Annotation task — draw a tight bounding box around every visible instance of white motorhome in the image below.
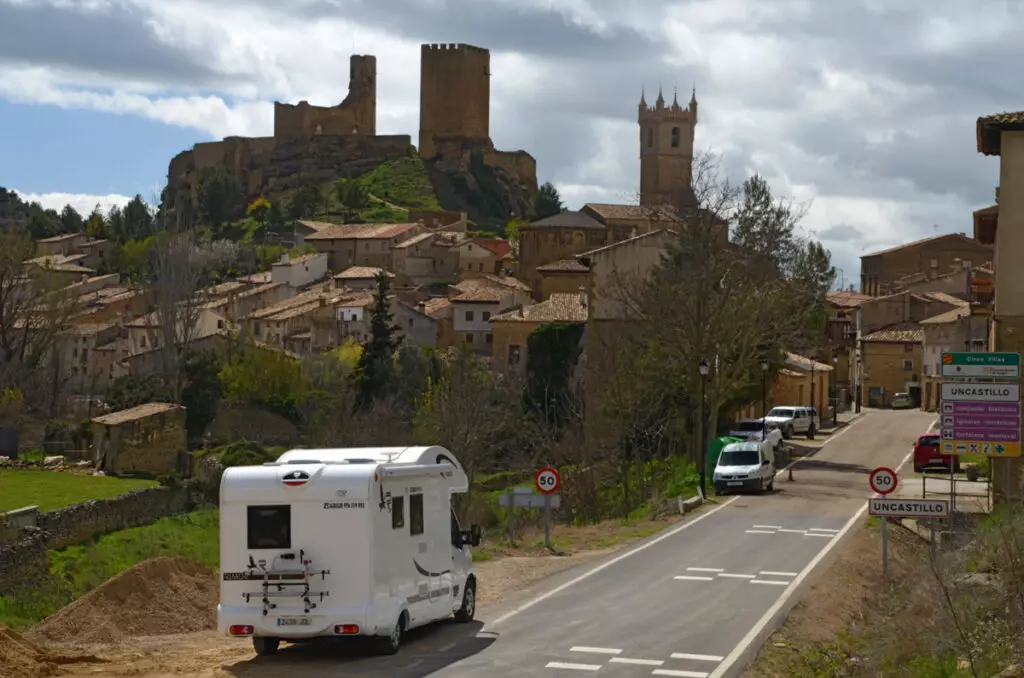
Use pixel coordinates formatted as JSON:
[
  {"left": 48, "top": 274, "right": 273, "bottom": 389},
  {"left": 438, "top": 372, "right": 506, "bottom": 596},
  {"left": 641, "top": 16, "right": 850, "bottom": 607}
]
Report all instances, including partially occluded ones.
[{"left": 217, "top": 446, "right": 482, "bottom": 656}]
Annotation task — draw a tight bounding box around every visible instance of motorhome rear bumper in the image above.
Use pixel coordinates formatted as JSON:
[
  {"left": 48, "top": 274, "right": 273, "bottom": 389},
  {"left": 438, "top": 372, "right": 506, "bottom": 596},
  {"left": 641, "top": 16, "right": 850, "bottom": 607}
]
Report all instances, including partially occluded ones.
[{"left": 218, "top": 603, "right": 372, "bottom": 638}]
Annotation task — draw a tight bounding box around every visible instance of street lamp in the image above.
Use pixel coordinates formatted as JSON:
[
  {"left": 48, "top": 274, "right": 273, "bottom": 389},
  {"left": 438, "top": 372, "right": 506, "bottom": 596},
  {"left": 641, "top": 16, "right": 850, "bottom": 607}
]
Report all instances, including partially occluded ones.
[
  {"left": 832, "top": 354, "right": 839, "bottom": 426},
  {"left": 760, "top": 360, "right": 769, "bottom": 441},
  {"left": 698, "top": 358, "right": 710, "bottom": 498}
]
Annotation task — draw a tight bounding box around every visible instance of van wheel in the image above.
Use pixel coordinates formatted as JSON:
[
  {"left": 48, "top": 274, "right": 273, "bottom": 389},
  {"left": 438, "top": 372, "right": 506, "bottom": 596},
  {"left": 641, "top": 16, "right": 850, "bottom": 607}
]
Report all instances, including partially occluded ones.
[
  {"left": 374, "top": 614, "right": 404, "bottom": 655},
  {"left": 252, "top": 636, "right": 280, "bottom": 656},
  {"left": 455, "top": 578, "right": 476, "bottom": 622}
]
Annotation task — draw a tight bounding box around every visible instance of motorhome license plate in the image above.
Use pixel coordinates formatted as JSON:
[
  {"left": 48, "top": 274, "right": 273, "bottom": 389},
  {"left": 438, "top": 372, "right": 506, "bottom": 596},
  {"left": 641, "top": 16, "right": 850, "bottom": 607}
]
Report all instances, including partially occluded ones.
[
  {"left": 727, "top": 481, "right": 743, "bottom": 487},
  {"left": 277, "top": 616, "right": 312, "bottom": 627}
]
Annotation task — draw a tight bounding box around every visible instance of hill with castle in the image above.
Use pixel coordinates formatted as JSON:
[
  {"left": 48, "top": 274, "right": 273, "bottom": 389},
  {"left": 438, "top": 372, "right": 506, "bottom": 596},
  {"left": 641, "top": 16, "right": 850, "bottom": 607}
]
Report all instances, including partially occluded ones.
[{"left": 162, "top": 43, "right": 540, "bottom": 230}]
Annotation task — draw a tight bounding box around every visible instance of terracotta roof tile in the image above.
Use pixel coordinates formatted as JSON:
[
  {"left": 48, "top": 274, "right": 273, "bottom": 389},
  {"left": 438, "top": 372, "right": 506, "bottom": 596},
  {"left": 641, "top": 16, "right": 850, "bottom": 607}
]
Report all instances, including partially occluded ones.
[
  {"left": 583, "top": 203, "right": 676, "bottom": 222},
  {"left": 536, "top": 259, "right": 590, "bottom": 273},
  {"left": 472, "top": 239, "right": 512, "bottom": 259},
  {"left": 37, "top": 232, "right": 85, "bottom": 244},
  {"left": 785, "top": 352, "right": 834, "bottom": 372},
  {"left": 920, "top": 307, "right": 971, "bottom": 325},
  {"left": 452, "top": 287, "right": 506, "bottom": 303},
  {"left": 421, "top": 297, "right": 452, "bottom": 318},
  {"left": 393, "top": 232, "right": 435, "bottom": 249},
  {"left": 492, "top": 293, "right": 588, "bottom": 323},
  {"left": 93, "top": 402, "right": 183, "bottom": 426},
  {"left": 454, "top": 274, "right": 531, "bottom": 294},
  {"left": 861, "top": 233, "right": 991, "bottom": 258},
  {"left": 305, "top": 222, "right": 420, "bottom": 240},
  {"left": 334, "top": 266, "right": 394, "bottom": 279},
  {"left": 921, "top": 291, "right": 969, "bottom": 307},
  {"left": 522, "top": 211, "right": 606, "bottom": 230},
  {"left": 861, "top": 324, "right": 925, "bottom": 343},
  {"left": 826, "top": 290, "right": 872, "bottom": 308}
]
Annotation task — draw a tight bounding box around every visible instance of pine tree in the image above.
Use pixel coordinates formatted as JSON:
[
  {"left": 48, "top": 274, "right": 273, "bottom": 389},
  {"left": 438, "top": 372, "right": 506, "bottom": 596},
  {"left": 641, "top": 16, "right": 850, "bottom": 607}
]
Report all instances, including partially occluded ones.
[{"left": 355, "top": 272, "right": 401, "bottom": 407}]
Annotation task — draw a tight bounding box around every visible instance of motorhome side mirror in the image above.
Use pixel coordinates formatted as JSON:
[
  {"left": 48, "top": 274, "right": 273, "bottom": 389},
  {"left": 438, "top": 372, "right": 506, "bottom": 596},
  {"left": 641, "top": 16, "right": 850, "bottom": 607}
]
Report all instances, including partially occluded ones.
[{"left": 464, "top": 525, "right": 482, "bottom": 547}]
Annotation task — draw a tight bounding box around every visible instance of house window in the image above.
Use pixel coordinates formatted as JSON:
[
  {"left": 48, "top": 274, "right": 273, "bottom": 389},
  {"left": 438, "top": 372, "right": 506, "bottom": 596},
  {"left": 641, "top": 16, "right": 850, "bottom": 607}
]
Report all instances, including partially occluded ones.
[
  {"left": 217, "top": 319, "right": 224, "bottom": 329},
  {"left": 903, "top": 359, "right": 914, "bottom": 371},
  {"left": 486, "top": 333, "right": 493, "bottom": 344},
  {"left": 140, "top": 336, "right": 146, "bottom": 348},
  {"left": 466, "top": 333, "right": 474, "bottom": 344},
  {"left": 509, "top": 345, "right": 521, "bottom": 366},
  {"left": 466, "top": 311, "right": 474, "bottom": 321},
  {"left": 81, "top": 348, "right": 88, "bottom": 363},
  {"left": 409, "top": 493, "right": 424, "bottom": 536},
  {"left": 671, "top": 126, "right": 680, "bottom": 148},
  {"left": 482, "top": 311, "right": 491, "bottom": 321},
  {"left": 391, "top": 495, "right": 405, "bottom": 530}
]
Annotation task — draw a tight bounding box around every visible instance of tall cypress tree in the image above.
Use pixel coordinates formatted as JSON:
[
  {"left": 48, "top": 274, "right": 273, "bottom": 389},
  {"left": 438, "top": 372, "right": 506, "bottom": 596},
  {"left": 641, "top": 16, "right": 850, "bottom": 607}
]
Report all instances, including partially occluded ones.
[{"left": 355, "top": 272, "right": 401, "bottom": 407}]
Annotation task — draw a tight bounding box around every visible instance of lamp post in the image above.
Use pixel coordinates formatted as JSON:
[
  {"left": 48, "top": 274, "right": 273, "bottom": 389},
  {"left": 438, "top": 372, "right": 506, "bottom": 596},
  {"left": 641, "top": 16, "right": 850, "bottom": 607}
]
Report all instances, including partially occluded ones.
[
  {"left": 698, "top": 358, "right": 710, "bottom": 498},
  {"left": 832, "top": 353, "right": 839, "bottom": 426},
  {"left": 760, "top": 359, "right": 769, "bottom": 441}
]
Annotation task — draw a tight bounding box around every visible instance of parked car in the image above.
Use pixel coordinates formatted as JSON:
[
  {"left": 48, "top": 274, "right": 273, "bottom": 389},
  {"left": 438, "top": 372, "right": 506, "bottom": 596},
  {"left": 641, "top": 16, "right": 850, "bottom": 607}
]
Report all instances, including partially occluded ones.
[
  {"left": 892, "top": 392, "right": 915, "bottom": 410},
  {"left": 728, "top": 419, "right": 784, "bottom": 451},
  {"left": 763, "top": 406, "right": 818, "bottom": 439},
  {"left": 913, "top": 432, "right": 960, "bottom": 473},
  {"left": 713, "top": 439, "right": 777, "bottom": 495}
]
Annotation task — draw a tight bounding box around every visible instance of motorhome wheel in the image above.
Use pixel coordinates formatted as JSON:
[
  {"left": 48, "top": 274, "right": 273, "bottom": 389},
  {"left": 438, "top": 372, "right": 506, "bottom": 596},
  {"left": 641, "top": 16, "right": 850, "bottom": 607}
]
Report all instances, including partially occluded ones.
[
  {"left": 374, "top": 614, "right": 405, "bottom": 655},
  {"left": 252, "top": 636, "right": 280, "bottom": 656},
  {"left": 455, "top": 577, "right": 476, "bottom": 622}
]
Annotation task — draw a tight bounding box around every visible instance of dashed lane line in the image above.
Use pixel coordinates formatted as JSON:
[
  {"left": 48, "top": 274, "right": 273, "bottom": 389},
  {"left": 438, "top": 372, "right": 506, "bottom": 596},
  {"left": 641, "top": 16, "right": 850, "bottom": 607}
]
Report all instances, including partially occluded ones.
[
  {"left": 750, "top": 579, "right": 790, "bottom": 586},
  {"left": 545, "top": 661, "right": 602, "bottom": 671},
  {"left": 717, "top": 573, "right": 756, "bottom": 579},
  {"left": 686, "top": 567, "right": 725, "bottom": 573},
  {"left": 674, "top": 575, "right": 714, "bottom": 581},
  {"left": 610, "top": 657, "right": 665, "bottom": 666},
  {"left": 752, "top": 524, "right": 781, "bottom": 529},
  {"left": 809, "top": 528, "right": 839, "bottom": 533},
  {"left": 759, "top": 571, "right": 799, "bottom": 577},
  {"left": 777, "top": 528, "right": 806, "bottom": 534},
  {"left": 653, "top": 670, "right": 710, "bottom": 678},
  {"left": 670, "top": 653, "right": 724, "bottom": 662},
  {"left": 571, "top": 647, "right": 622, "bottom": 655},
  {"left": 804, "top": 532, "right": 834, "bottom": 538},
  {"left": 745, "top": 529, "right": 774, "bottom": 534}
]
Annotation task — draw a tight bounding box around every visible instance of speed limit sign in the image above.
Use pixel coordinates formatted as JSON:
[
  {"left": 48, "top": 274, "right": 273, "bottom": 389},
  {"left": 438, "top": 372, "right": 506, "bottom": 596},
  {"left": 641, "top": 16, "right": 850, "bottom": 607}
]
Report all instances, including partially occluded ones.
[
  {"left": 869, "top": 467, "right": 898, "bottom": 496},
  {"left": 535, "top": 467, "right": 561, "bottom": 495}
]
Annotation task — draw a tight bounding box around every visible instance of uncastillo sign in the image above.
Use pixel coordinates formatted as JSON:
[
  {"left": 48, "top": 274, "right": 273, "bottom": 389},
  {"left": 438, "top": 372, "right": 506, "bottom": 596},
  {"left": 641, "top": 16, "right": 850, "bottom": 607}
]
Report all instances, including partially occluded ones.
[{"left": 869, "top": 497, "right": 950, "bottom": 519}]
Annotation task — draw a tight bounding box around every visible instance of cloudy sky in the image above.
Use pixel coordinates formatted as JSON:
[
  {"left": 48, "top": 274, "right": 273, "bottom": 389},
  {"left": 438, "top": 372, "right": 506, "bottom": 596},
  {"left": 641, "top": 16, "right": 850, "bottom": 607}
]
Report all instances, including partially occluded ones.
[{"left": 1, "top": 0, "right": 1017, "bottom": 286}]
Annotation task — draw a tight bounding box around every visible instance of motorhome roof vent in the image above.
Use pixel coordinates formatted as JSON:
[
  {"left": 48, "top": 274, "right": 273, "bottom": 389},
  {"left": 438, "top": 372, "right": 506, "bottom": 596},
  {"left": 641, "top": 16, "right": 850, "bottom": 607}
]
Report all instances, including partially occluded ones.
[
  {"left": 285, "top": 459, "right": 321, "bottom": 465},
  {"left": 344, "top": 458, "right": 376, "bottom": 464}
]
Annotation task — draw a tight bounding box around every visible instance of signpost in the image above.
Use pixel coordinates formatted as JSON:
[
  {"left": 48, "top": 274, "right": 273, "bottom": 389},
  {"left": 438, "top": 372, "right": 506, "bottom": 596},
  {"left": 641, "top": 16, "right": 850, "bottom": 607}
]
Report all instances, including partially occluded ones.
[
  {"left": 941, "top": 352, "right": 1021, "bottom": 379},
  {"left": 869, "top": 467, "right": 898, "bottom": 576},
  {"left": 498, "top": 468, "right": 562, "bottom": 549}
]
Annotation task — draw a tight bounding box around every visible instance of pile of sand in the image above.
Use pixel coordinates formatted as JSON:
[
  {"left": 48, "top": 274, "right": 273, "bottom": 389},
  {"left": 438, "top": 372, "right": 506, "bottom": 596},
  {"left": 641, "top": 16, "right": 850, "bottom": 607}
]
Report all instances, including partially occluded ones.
[
  {"left": 0, "top": 625, "right": 101, "bottom": 678},
  {"left": 29, "top": 557, "right": 218, "bottom": 646}
]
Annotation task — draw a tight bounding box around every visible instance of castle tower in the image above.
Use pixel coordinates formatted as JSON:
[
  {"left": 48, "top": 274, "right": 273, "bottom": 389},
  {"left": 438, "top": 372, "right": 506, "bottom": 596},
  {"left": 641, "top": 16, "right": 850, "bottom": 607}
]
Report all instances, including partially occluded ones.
[
  {"left": 344, "top": 54, "right": 377, "bottom": 135},
  {"left": 638, "top": 85, "right": 698, "bottom": 208},
  {"left": 419, "top": 43, "right": 492, "bottom": 159}
]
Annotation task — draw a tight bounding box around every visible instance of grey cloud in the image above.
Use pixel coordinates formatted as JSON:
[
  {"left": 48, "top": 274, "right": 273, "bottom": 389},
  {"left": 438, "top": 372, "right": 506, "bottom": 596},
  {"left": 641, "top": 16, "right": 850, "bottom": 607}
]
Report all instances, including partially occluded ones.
[
  {"left": 816, "top": 224, "right": 865, "bottom": 242},
  {"left": 0, "top": 0, "right": 240, "bottom": 86}
]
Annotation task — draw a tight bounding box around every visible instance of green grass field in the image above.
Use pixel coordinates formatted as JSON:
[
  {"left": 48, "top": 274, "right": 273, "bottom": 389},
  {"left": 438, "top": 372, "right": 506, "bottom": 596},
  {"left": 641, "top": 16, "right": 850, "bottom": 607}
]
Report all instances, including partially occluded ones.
[
  {"left": 0, "top": 508, "right": 219, "bottom": 630},
  {"left": 0, "top": 470, "right": 158, "bottom": 513}
]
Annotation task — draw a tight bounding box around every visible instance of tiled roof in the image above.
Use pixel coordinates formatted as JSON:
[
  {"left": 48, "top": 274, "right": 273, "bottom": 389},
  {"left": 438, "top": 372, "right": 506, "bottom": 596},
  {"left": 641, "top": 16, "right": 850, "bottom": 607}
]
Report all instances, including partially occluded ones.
[
  {"left": 70, "top": 320, "right": 118, "bottom": 335},
  {"left": 93, "top": 402, "right": 182, "bottom": 426},
  {"left": 536, "top": 259, "right": 590, "bottom": 273},
  {"left": 920, "top": 307, "right": 971, "bottom": 325},
  {"left": 471, "top": 239, "right": 512, "bottom": 259},
  {"left": 273, "top": 253, "right": 323, "bottom": 267},
  {"left": 583, "top": 203, "right": 676, "bottom": 222},
  {"left": 920, "top": 291, "right": 969, "bottom": 307},
  {"left": 242, "top": 271, "right": 272, "bottom": 284},
  {"left": 202, "top": 280, "right": 248, "bottom": 297},
  {"left": 248, "top": 289, "right": 332, "bottom": 320},
  {"left": 784, "top": 352, "right": 834, "bottom": 372},
  {"left": 433, "top": 231, "right": 470, "bottom": 248},
  {"left": 37, "top": 232, "right": 84, "bottom": 244},
  {"left": 238, "top": 281, "right": 285, "bottom": 299},
  {"left": 334, "top": 266, "right": 394, "bottom": 279},
  {"left": 421, "top": 297, "right": 452, "bottom": 318},
  {"left": 522, "top": 211, "right": 606, "bottom": 230},
  {"left": 452, "top": 287, "right": 506, "bottom": 303},
  {"left": 454, "top": 275, "right": 530, "bottom": 295},
  {"left": 269, "top": 300, "right": 331, "bottom": 322},
  {"left": 334, "top": 292, "right": 376, "bottom": 309},
  {"left": 861, "top": 324, "right": 925, "bottom": 343},
  {"left": 577, "top": 229, "right": 673, "bottom": 259},
  {"left": 826, "top": 290, "right": 872, "bottom": 308},
  {"left": 978, "top": 112, "right": 1024, "bottom": 156},
  {"left": 25, "top": 253, "right": 87, "bottom": 267},
  {"left": 304, "top": 222, "right": 420, "bottom": 240},
  {"left": 492, "top": 293, "right": 588, "bottom": 323},
  {"left": 393, "top": 232, "right": 435, "bottom": 249},
  {"left": 861, "top": 233, "right": 991, "bottom": 259},
  {"left": 296, "top": 219, "right": 336, "bottom": 232}
]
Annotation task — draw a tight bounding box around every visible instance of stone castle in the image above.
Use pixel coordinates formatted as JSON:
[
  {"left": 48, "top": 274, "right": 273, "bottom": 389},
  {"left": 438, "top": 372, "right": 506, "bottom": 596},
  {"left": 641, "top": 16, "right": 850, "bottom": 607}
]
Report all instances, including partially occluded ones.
[{"left": 164, "top": 43, "right": 539, "bottom": 228}]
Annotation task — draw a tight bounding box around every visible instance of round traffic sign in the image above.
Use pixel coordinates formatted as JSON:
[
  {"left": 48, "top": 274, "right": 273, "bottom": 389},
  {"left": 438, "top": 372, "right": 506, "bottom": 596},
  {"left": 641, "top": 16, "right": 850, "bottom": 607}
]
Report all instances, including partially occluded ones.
[
  {"left": 869, "top": 467, "right": 898, "bottom": 495},
  {"left": 535, "top": 467, "right": 561, "bottom": 495}
]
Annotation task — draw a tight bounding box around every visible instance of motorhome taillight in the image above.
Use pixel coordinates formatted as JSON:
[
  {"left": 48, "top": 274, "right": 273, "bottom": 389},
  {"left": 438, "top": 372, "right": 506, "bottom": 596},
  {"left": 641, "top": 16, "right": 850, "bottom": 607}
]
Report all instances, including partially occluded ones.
[
  {"left": 229, "top": 625, "right": 254, "bottom": 636},
  {"left": 335, "top": 624, "right": 359, "bottom": 635}
]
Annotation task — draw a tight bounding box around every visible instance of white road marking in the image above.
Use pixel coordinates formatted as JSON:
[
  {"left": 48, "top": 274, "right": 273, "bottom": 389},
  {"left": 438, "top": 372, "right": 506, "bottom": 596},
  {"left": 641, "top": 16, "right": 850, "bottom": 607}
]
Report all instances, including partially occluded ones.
[
  {"left": 759, "top": 571, "right": 798, "bottom": 577},
  {"left": 808, "top": 528, "right": 839, "bottom": 534},
  {"left": 487, "top": 496, "right": 740, "bottom": 627},
  {"left": 686, "top": 567, "right": 725, "bottom": 573},
  {"left": 745, "top": 529, "right": 774, "bottom": 534},
  {"left": 804, "top": 533, "right": 833, "bottom": 538},
  {"left": 777, "top": 528, "right": 806, "bottom": 534},
  {"left": 653, "top": 670, "right": 710, "bottom": 678},
  {"left": 717, "top": 573, "right": 756, "bottom": 579},
  {"left": 546, "top": 661, "right": 602, "bottom": 671},
  {"left": 752, "top": 524, "right": 781, "bottom": 529},
  {"left": 570, "top": 646, "right": 622, "bottom": 655},
  {"left": 674, "top": 575, "right": 714, "bottom": 581},
  {"left": 750, "top": 579, "right": 789, "bottom": 586},
  {"left": 609, "top": 657, "right": 664, "bottom": 666},
  {"left": 708, "top": 500, "right": 868, "bottom": 678},
  {"left": 671, "top": 653, "right": 724, "bottom": 662}
]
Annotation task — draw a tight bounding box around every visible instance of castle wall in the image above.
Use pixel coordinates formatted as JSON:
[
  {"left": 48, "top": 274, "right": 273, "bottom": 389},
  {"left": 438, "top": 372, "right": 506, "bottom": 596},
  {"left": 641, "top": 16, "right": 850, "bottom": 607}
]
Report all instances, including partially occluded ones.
[
  {"left": 274, "top": 55, "right": 377, "bottom": 138},
  {"left": 419, "top": 43, "right": 491, "bottom": 158},
  {"left": 482, "top": 150, "right": 537, "bottom": 190}
]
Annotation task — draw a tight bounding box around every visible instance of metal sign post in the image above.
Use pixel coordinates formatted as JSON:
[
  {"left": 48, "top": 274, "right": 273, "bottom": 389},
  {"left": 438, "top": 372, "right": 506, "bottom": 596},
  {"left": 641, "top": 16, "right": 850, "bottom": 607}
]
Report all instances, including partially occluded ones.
[
  {"left": 498, "top": 468, "right": 563, "bottom": 550},
  {"left": 535, "top": 467, "right": 562, "bottom": 550},
  {"left": 869, "top": 467, "right": 899, "bottom": 577},
  {"left": 869, "top": 497, "right": 951, "bottom": 570}
]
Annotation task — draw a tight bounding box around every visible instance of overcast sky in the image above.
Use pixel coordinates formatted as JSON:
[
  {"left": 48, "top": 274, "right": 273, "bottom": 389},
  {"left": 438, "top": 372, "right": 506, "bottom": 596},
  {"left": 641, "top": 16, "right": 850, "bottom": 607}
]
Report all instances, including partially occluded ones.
[{"left": 1, "top": 0, "right": 1017, "bottom": 287}]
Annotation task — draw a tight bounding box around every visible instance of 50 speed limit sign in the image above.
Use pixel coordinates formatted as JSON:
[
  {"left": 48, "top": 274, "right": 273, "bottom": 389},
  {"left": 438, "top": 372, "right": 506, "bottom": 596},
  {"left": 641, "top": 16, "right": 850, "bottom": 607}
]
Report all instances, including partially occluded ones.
[
  {"left": 869, "top": 467, "right": 898, "bottom": 496},
  {"left": 535, "top": 467, "right": 561, "bottom": 495}
]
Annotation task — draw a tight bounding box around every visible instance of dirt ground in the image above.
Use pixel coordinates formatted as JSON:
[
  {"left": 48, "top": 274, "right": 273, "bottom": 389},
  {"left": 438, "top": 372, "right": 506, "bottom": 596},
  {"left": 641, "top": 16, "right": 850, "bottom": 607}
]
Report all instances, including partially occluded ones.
[{"left": 3, "top": 515, "right": 682, "bottom": 678}]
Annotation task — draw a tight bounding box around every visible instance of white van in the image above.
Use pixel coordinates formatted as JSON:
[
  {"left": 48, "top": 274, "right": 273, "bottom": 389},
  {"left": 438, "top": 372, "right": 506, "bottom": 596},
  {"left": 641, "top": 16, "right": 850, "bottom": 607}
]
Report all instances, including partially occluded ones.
[
  {"left": 217, "top": 446, "right": 482, "bottom": 657},
  {"left": 712, "top": 440, "right": 776, "bottom": 495}
]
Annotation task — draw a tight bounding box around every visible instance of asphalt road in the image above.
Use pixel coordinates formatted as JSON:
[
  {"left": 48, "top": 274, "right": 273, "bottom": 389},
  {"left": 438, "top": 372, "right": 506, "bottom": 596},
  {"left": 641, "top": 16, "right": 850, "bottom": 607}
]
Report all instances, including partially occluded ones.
[{"left": 225, "top": 408, "right": 937, "bottom": 678}]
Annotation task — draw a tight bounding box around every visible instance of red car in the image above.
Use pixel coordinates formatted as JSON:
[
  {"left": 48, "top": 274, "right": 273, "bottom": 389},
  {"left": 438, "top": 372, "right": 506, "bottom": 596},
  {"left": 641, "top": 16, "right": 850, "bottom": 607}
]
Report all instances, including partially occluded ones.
[{"left": 913, "top": 432, "right": 960, "bottom": 473}]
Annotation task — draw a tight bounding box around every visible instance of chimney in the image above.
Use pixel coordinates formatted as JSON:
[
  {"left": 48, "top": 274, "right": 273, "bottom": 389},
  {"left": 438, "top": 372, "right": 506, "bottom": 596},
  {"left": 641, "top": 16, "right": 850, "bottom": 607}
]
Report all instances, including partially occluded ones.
[
  {"left": 279, "top": 253, "right": 289, "bottom": 264},
  {"left": 578, "top": 286, "right": 587, "bottom": 308}
]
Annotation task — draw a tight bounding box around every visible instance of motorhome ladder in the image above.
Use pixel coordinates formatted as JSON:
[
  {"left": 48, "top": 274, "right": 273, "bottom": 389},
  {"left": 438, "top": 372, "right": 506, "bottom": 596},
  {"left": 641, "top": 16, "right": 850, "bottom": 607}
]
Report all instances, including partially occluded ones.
[{"left": 240, "top": 549, "right": 331, "bottom": 616}]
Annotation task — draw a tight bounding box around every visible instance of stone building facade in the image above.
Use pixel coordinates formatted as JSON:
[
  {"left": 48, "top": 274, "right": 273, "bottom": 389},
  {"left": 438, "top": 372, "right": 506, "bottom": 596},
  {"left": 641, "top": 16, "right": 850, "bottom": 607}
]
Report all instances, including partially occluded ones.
[
  {"left": 639, "top": 88, "right": 698, "bottom": 208},
  {"left": 419, "top": 44, "right": 491, "bottom": 159},
  {"left": 859, "top": 233, "right": 993, "bottom": 297},
  {"left": 274, "top": 55, "right": 377, "bottom": 137}
]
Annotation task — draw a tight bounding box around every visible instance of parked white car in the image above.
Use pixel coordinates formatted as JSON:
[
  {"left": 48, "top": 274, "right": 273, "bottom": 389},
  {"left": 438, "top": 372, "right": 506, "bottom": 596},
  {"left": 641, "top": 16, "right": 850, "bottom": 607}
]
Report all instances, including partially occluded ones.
[
  {"left": 763, "top": 406, "right": 819, "bottom": 440},
  {"left": 728, "top": 419, "right": 783, "bottom": 452}
]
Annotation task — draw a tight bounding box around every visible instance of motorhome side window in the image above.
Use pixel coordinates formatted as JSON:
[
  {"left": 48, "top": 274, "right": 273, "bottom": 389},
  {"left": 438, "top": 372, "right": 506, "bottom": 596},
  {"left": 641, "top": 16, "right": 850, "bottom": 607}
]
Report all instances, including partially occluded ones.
[
  {"left": 247, "top": 505, "right": 291, "bottom": 550},
  {"left": 392, "top": 495, "right": 405, "bottom": 529},
  {"left": 409, "top": 493, "right": 424, "bottom": 536}
]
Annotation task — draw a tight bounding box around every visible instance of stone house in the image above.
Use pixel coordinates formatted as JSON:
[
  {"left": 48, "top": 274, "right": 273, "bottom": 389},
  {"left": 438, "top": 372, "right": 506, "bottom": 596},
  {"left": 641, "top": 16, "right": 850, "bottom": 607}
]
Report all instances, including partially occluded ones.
[
  {"left": 491, "top": 291, "right": 588, "bottom": 370},
  {"left": 395, "top": 300, "right": 439, "bottom": 348},
  {"left": 305, "top": 222, "right": 426, "bottom": 271},
  {"left": 61, "top": 320, "right": 121, "bottom": 395},
  {"left": 859, "top": 290, "right": 964, "bottom": 336},
  {"left": 891, "top": 260, "right": 993, "bottom": 300},
  {"left": 392, "top": 232, "right": 450, "bottom": 286},
  {"left": 408, "top": 209, "right": 468, "bottom": 231},
  {"left": 973, "top": 203, "right": 998, "bottom": 246},
  {"left": 92, "top": 402, "right": 188, "bottom": 476},
  {"left": 421, "top": 297, "right": 455, "bottom": 348},
  {"left": 326, "top": 291, "right": 378, "bottom": 344},
  {"left": 826, "top": 289, "right": 872, "bottom": 394},
  {"left": 454, "top": 238, "right": 512, "bottom": 278},
  {"left": 125, "top": 306, "right": 230, "bottom": 355},
  {"left": 74, "top": 285, "right": 151, "bottom": 324},
  {"left": 448, "top": 276, "right": 533, "bottom": 354},
  {"left": 517, "top": 211, "right": 609, "bottom": 296},
  {"left": 859, "top": 233, "right": 992, "bottom": 297},
  {"left": 24, "top": 255, "right": 96, "bottom": 287},
  {"left": 859, "top": 325, "right": 924, "bottom": 408},
  {"left": 270, "top": 252, "right": 329, "bottom": 288},
  {"left": 75, "top": 238, "right": 115, "bottom": 270},
  {"left": 294, "top": 219, "right": 333, "bottom": 248},
  {"left": 35, "top": 232, "right": 89, "bottom": 257},
  {"left": 920, "top": 305, "right": 989, "bottom": 411},
  {"left": 245, "top": 286, "right": 339, "bottom": 346},
  {"left": 334, "top": 266, "right": 394, "bottom": 291},
  {"left": 535, "top": 259, "right": 591, "bottom": 301}
]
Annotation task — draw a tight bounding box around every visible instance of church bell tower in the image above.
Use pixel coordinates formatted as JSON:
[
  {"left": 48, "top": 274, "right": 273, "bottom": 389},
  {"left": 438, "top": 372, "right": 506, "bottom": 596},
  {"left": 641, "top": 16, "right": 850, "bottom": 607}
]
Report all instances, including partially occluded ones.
[{"left": 638, "top": 86, "right": 697, "bottom": 208}]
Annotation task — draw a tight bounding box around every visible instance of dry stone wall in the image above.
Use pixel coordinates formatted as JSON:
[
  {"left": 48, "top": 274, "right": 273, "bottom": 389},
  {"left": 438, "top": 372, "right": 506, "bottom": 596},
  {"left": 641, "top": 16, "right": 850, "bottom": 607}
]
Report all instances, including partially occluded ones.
[{"left": 0, "top": 484, "right": 197, "bottom": 594}]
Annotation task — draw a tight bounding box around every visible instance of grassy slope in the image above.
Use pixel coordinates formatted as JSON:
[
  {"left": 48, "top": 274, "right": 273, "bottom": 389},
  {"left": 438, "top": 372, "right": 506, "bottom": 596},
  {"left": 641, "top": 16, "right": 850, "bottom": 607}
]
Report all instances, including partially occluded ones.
[{"left": 0, "top": 470, "right": 158, "bottom": 513}]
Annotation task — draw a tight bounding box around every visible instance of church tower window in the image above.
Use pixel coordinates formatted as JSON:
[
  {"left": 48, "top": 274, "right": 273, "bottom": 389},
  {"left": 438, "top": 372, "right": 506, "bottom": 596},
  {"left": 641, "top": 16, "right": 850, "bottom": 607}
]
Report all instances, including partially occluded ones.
[{"left": 671, "top": 127, "right": 680, "bottom": 148}]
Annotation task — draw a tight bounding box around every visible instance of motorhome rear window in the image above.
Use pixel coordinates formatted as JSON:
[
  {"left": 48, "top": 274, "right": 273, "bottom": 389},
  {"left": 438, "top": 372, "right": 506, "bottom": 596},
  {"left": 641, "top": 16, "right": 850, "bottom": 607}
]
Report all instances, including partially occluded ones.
[
  {"left": 392, "top": 496, "right": 405, "bottom": 529},
  {"left": 247, "top": 505, "right": 291, "bottom": 550},
  {"left": 410, "top": 494, "right": 424, "bottom": 536}
]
